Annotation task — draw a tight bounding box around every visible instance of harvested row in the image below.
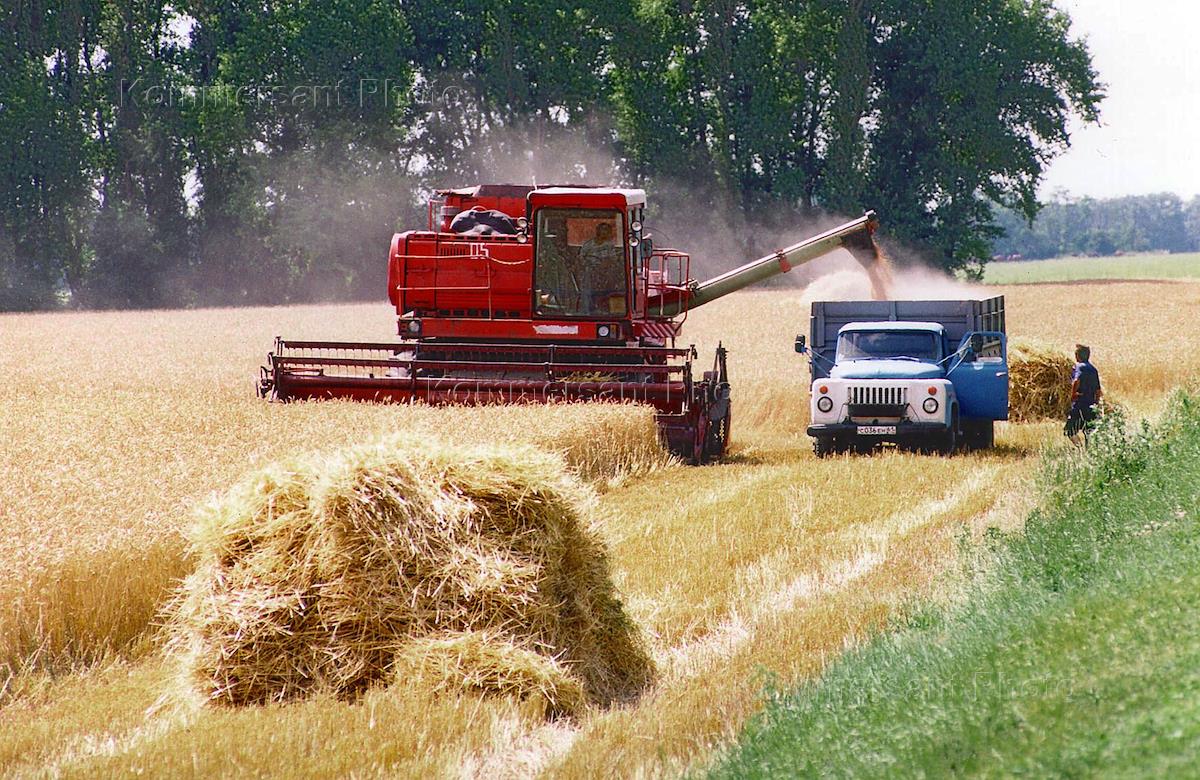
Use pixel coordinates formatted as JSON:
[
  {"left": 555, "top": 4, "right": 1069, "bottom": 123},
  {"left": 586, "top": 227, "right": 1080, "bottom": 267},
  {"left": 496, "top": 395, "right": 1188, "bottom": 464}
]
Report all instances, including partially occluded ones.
[
  {"left": 1, "top": 399, "right": 670, "bottom": 679},
  {"left": 168, "top": 436, "right": 653, "bottom": 717}
]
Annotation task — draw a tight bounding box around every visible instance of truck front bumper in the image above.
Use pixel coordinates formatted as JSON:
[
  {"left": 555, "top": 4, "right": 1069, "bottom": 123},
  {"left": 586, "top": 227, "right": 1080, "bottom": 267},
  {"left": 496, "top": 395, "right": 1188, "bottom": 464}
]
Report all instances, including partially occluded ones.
[{"left": 807, "top": 422, "right": 947, "bottom": 441}]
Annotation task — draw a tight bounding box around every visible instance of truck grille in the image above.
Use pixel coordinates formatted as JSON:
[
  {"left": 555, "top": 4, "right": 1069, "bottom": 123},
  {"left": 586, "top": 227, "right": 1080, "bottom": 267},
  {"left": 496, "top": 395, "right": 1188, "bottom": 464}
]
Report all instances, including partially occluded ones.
[{"left": 848, "top": 385, "right": 908, "bottom": 407}]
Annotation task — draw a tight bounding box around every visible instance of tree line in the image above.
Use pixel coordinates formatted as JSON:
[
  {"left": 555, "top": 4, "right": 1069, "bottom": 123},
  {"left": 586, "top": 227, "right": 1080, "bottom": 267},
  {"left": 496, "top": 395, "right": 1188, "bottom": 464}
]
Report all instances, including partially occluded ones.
[
  {"left": 0, "top": 0, "right": 1101, "bottom": 311},
  {"left": 992, "top": 193, "right": 1200, "bottom": 260}
]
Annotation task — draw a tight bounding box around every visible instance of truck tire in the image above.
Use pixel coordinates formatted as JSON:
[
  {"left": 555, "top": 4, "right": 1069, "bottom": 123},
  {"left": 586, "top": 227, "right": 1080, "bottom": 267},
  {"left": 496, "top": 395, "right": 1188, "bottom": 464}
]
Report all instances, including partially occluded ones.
[
  {"left": 852, "top": 439, "right": 877, "bottom": 455},
  {"left": 962, "top": 419, "right": 995, "bottom": 451},
  {"left": 938, "top": 407, "right": 960, "bottom": 455},
  {"left": 813, "top": 436, "right": 844, "bottom": 458}
]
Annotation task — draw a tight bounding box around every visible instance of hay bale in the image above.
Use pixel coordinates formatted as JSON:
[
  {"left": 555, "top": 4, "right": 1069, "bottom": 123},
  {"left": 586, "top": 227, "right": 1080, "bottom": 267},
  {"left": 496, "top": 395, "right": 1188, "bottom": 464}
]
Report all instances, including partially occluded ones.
[
  {"left": 167, "top": 436, "right": 653, "bottom": 711},
  {"left": 392, "top": 630, "right": 587, "bottom": 718},
  {"left": 1008, "top": 339, "right": 1074, "bottom": 422}
]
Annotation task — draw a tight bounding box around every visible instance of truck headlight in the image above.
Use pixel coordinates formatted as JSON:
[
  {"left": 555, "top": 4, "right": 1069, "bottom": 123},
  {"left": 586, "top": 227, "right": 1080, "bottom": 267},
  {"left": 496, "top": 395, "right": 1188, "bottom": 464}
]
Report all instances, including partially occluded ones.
[
  {"left": 817, "top": 396, "right": 834, "bottom": 413},
  {"left": 923, "top": 397, "right": 939, "bottom": 414}
]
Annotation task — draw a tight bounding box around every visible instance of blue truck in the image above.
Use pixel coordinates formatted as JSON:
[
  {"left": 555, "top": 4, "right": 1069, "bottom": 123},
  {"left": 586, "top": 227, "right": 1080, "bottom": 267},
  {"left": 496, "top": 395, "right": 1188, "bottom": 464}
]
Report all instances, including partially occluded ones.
[{"left": 796, "top": 296, "right": 1009, "bottom": 456}]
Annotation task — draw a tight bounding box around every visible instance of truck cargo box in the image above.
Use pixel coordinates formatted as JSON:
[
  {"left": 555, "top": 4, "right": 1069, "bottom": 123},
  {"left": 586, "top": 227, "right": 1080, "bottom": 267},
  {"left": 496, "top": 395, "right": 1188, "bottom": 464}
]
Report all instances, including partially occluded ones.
[{"left": 808, "top": 296, "right": 1005, "bottom": 381}]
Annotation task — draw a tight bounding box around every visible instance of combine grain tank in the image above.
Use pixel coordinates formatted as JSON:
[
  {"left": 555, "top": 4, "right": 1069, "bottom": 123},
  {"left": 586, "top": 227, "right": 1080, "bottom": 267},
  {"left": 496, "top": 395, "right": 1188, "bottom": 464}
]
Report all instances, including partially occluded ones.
[{"left": 260, "top": 184, "right": 881, "bottom": 463}]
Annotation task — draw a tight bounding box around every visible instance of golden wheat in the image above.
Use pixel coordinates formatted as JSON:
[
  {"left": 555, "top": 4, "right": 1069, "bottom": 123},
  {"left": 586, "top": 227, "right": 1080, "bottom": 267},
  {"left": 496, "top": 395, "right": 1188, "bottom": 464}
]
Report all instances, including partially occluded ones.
[
  {"left": 3, "top": 279, "right": 1198, "bottom": 778},
  {"left": 0, "top": 305, "right": 669, "bottom": 677}
]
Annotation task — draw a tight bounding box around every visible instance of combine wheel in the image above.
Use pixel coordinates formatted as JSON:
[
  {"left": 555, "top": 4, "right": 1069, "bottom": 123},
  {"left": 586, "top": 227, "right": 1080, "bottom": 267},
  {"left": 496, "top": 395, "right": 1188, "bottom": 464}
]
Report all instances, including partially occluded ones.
[
  {"left": 697, "top": 344, "right": 731, "bottom": 464},
  {"left": 702, "top": 408, "right": 731, "bottom": 463}
]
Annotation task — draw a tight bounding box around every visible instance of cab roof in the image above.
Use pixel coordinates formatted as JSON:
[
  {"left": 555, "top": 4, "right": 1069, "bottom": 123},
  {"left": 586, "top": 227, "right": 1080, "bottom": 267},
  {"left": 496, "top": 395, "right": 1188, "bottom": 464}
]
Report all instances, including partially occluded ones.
[
  {"left": 530, "top": 186, "right": 646, "bottom": 207},
  {"left": 839, "top": 321, "right": 946, "bottom": 334}
]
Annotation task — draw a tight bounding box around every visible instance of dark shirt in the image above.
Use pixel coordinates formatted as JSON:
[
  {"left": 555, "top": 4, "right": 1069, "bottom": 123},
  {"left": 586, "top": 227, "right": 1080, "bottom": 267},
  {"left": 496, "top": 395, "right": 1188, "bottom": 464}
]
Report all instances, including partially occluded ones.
[{"left": 1071, "top": 361, "right": 1101, "bottom": 409}]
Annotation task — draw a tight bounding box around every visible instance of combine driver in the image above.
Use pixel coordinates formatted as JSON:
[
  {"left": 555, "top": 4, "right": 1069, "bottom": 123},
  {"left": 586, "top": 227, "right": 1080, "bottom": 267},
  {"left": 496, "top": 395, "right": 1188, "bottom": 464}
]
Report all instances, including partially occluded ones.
[{"left": 535, "top": 217, "right": 626, "bottom": 316}]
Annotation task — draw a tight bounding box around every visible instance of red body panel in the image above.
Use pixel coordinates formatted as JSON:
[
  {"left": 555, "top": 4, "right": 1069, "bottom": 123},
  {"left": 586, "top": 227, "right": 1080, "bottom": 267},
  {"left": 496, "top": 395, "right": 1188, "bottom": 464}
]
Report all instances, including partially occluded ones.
[
  {"left": 267, "top": 185, "right": 729, "bottom": 463},
  {"left": 388, "top": 186, "right": 687, "bottom": 345},
  {"left": 391, "top": 232, "right": 534, "bottom": 318}
]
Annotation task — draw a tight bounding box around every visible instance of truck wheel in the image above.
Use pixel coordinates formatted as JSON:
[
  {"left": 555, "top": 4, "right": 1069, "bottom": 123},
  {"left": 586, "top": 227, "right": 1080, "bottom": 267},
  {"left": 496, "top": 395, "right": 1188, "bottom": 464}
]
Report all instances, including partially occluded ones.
[
  {"left": 852, "top": 440, "right": 876, "bottom": 455},
  {"left": 813, "top": 436, "right": 841, "bottom": 458},
  {"left": 939, "top": 408, "right": 960, "bottom": 455},
  {"left": 962, "top": 419, "right": 994, "bottom": 451}
]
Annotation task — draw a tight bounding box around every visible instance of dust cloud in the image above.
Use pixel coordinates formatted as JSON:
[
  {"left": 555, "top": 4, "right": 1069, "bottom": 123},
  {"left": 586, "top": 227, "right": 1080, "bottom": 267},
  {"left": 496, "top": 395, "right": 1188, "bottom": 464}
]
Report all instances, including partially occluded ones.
[
  {"left": 797, "top": 254, "right": 985, "bottom": 308},
  {"left": 432, "top": 127, "right": 984, "bottom": 306}
]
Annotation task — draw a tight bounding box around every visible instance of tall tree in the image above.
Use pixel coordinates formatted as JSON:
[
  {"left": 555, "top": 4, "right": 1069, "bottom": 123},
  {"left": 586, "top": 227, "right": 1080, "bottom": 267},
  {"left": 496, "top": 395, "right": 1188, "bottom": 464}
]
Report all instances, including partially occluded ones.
[
  {"left": 0, "top": 2, "right": 99, "bottom": 309},
  {"left": 81, "top": 0, "right": 193, "bottom": 308},
  {"left": 403, "top": 0, "right": 625, "bottom": 185},
  {"left": 183, "top": 0, "right": 416, "bottom": 303},
  {"left": 821, "top": 0, "right": 871, "bottom": 214},
  {"left": 865, "top": 0, "right": 1101, "bottom": 271},
  {"left": 612, "top": 0, "right": 1101, "bottom": 274}
]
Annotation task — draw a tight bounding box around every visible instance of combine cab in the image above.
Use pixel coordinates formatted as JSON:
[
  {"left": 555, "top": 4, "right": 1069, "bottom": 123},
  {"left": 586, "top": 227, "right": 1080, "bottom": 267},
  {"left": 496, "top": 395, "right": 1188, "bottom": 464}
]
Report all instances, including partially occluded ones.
[{"left": 259, "top": 184, "right": 879, "bottom": 463}]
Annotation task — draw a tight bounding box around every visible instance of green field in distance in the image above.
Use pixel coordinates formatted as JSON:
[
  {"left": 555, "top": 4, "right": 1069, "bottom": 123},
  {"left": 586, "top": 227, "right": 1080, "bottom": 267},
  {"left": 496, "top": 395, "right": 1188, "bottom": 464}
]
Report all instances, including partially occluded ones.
[{"left": 982, "top": 252, "right": 1200, "bottom": 284}]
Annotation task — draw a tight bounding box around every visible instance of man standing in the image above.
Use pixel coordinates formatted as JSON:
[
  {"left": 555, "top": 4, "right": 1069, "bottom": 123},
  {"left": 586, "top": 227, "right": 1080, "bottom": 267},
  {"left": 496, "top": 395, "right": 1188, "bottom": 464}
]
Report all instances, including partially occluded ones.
[{"left": 1065, "top": 344, "right": 1103, "bottom": 443}]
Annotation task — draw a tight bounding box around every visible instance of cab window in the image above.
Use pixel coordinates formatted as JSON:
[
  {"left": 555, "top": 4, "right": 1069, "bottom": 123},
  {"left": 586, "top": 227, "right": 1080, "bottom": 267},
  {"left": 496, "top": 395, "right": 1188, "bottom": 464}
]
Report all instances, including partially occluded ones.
[
  {"left": 967, "top": 333, "right": 1005, "bottom": 362},
  {"left": 534, "top": 208, "right": 628, "bottom": 317},
  {"left": 837, "top": 331, "right": 941, "bottom": 362}
]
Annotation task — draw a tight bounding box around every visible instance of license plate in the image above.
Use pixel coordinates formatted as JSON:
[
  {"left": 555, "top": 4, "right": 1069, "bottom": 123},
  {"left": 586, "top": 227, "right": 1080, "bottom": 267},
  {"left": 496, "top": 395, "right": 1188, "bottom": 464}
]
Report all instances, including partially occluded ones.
[{"left": 858, "top": 425, "right": 897, "bottom": 435}]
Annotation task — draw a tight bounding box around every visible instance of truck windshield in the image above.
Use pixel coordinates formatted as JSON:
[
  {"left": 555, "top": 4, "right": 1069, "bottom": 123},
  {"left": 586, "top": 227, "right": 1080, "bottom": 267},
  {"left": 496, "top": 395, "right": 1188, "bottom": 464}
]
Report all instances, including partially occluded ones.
[
  {"left": 837, "top": 331, "right": 940, "bottom": 362},
  {"left": 534, "top": 208, "right": 628, "bottom": 317}
]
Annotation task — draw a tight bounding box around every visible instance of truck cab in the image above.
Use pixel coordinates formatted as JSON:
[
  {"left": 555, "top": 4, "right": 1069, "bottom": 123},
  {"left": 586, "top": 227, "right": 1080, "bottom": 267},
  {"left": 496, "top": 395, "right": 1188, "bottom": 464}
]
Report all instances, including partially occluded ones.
[{"left": 801, "top": 297, "right": 1008, "bottom": 456}]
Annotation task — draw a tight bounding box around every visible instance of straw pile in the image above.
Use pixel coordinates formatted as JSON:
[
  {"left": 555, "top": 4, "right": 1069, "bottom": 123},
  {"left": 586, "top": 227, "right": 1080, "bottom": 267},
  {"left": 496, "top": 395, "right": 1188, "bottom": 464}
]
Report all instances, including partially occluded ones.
[
  {"left": 1008, "top": 339, "right": 1074, "bottom": 422},
  {"left": 166, "top": 436, "right": 653, "bottom": 716},
  {"left": 391, "top": 630, "right": 586, "bottom": 718}
]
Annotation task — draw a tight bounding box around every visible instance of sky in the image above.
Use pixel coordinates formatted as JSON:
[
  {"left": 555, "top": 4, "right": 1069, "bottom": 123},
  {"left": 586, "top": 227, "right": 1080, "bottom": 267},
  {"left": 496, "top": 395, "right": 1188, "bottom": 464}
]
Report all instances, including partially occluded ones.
[{"left": 1039, "top": 0, "right": 1200, "bottom": 200}]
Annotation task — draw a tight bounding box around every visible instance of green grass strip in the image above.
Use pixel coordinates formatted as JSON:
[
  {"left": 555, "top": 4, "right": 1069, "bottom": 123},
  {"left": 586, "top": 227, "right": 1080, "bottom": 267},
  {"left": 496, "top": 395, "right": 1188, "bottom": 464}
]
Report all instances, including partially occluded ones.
[
  {"left": 711, "top": 393, "right": 1200, "bottom": 778},
  {"left": 982, "top": 253, "right": 1200, "bottom": 284}
]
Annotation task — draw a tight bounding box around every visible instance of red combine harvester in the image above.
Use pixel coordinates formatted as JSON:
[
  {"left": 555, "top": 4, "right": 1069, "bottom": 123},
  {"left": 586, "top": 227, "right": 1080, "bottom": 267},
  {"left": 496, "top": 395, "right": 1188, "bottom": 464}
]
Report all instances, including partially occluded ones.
[{"left": 259, "top": 184, "right": 879, "bottom": 463}]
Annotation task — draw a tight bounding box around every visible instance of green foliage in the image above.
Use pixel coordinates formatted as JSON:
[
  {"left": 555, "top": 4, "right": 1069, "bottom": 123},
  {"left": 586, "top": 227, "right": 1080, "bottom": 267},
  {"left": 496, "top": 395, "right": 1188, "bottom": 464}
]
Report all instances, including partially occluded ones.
[
  {"left": 0, "top": 3, "right": 100, "bottom": 309},
  {"left": 182, "top": 0, "right": 417, "bottom": 303},
  {"left": 993, "top": 192, "right": 1199, "bottom": 260},
  {"left": 865, "top": 0, "right": 1102, "bottom": 273},
  {"left": 709, "top": 389, "right": 1200, "bottom": 778},
  {"left": 611, "top": 0, "right": 845, "bottom": 210},
  {"left": 0, "top": 0, "right": 1102, "bottom": 309},
  {"left": 612, "top": 0, "right": 1102, "bottom": 274}
]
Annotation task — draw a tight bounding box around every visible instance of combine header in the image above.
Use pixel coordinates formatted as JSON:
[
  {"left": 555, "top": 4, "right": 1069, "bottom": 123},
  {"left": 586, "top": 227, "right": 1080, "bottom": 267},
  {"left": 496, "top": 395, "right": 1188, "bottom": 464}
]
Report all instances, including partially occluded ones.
[{"left": 260, "top": 184, "right": 880, "bottom": 463}]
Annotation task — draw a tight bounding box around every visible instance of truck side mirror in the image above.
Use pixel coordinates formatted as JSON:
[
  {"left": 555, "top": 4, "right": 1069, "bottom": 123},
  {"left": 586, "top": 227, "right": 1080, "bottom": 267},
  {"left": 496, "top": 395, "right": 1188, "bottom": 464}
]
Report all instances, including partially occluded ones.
[{"left": 794, "top": 334, "right": 807, "bottom": 354}]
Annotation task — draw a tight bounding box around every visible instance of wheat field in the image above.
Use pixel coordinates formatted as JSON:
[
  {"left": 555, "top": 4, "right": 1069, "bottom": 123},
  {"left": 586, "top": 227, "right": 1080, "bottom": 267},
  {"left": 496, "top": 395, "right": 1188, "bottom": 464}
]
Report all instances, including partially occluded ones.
[{"left": 2, "top": 278, "right": 1199, "bottom": 777}]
